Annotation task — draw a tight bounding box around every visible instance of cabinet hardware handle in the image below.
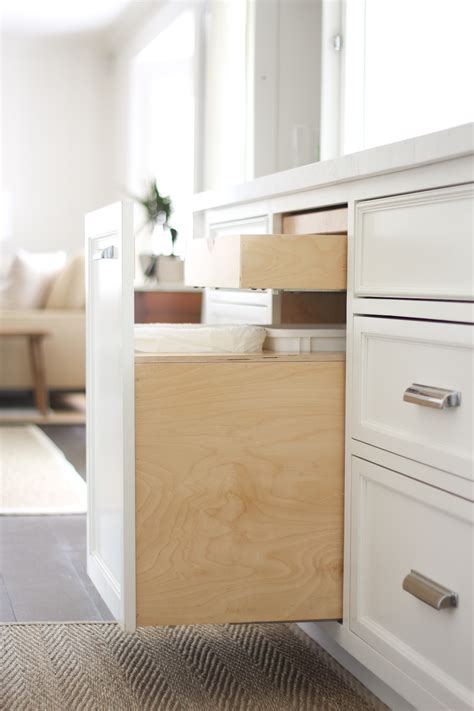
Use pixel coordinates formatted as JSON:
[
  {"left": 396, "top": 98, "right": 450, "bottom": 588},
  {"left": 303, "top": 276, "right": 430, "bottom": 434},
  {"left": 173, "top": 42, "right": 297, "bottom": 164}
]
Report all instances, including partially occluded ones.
[
  {"left": 92, "top": 245, "right": 117, "bottom": 261},
  {"left": 402, "top": 570, "right": 459, "bottom": 610},
  {"left": 403, "top": 383, "right": 461, "bottom": 409}
]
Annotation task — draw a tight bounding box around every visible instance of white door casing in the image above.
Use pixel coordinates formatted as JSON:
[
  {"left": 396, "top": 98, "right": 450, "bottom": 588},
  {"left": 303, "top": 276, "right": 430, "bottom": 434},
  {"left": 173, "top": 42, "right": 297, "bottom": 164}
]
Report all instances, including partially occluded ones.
[{"left": 85, "top": 201, "right": 136, "bottom": 631}]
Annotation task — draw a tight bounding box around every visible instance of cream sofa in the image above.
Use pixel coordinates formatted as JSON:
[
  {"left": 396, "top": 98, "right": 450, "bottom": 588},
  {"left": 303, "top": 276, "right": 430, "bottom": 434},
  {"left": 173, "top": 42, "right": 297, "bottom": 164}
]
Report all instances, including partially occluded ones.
[{"left": 0, "top": 253, "right": 85, "bottom": 391}]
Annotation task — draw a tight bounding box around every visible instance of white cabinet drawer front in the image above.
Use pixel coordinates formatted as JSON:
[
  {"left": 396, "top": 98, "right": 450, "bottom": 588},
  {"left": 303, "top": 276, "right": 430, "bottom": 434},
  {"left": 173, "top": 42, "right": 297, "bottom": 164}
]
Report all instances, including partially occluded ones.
[
  {"left": 353, "top": 317, "right": 474, "bottom": 480},
  {"left": 354, "top": 184, "right": 474, "bottom": 299},
  {"left": 351, "top": 458, "right": 474, "bottom": 709},
  {"left": 203, "top": 289, "right": 274, "bottom": 324}
]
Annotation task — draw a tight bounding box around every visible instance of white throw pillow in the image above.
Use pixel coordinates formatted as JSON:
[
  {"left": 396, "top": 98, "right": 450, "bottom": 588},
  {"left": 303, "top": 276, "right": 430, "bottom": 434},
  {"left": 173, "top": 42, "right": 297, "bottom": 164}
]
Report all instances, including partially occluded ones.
[
  {"left": 0, "top": 249, "right": 66, "bottom": 309},
  {"left": 45, "top": 253, "right": 85, "bottom": 310}
]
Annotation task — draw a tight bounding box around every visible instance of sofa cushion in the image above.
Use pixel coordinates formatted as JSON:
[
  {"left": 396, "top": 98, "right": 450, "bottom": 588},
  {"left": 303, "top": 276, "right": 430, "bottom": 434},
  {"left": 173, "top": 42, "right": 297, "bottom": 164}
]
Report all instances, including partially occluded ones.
[
  {"left": 45, "top": 253, "right": 85, "bottom": 310},
  {"left": 0, "top": 249, "right": 66, "bottom": 309}
]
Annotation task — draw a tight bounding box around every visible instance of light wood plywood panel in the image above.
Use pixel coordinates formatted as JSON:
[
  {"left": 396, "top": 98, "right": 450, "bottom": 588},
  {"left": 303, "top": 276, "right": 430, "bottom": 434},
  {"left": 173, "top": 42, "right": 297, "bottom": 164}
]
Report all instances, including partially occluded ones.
[
  {"left": 282, "top": 207, "right": 348, "bottom": 235},
  {"left": 134, "top": 350, "right": 345, "bottom": 364},
  {"left": 135, "top": 358, "right": 345, "bottom": 626},
  {"left": 185, "top": 233, "right": 347, "bottom": 290}
]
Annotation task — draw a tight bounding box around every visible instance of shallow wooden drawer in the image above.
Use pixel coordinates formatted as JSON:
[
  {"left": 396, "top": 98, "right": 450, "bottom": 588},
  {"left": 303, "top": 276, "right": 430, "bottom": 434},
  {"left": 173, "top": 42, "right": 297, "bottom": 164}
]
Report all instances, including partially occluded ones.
[
  {"left": 185, "top": 233, "right": 347, "bottom": 290},
  {"left": 351, "top": 458, "right": 474, "bottom": 709},
  {"left": 135, "top": 352, "right": 345, "bottom": 626},
  {"left": 354, "top": 184, "right": 474, "bottom": 299},
  {"left": 282, "top": 206, "right": 348, "bottom": 235},
  {"left": 352, "top": 316, "right": 474, "bottom": 481}
]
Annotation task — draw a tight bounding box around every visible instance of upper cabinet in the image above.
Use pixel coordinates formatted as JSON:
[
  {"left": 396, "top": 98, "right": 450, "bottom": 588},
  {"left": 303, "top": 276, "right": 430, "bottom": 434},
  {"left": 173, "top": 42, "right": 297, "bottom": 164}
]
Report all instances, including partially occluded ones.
[{"left": 185, "top": 233, "right": 347, "bottom": 290}]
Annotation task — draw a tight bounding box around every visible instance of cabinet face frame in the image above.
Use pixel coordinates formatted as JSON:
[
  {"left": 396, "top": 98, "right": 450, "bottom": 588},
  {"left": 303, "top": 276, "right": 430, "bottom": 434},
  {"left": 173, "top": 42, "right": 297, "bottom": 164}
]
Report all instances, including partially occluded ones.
[{"left": 85, "top": 201, "right": 136, "bottom": 632}]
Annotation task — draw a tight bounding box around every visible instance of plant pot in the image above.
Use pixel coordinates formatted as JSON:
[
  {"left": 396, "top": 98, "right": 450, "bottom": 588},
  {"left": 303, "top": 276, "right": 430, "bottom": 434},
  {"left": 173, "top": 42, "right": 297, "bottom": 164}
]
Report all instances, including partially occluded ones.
[
  {"left": 139, "top": 254, "right": 184, "bottom": 284},
  {"left": 156, "top": 255, "right": 184, "bottom": 284}
]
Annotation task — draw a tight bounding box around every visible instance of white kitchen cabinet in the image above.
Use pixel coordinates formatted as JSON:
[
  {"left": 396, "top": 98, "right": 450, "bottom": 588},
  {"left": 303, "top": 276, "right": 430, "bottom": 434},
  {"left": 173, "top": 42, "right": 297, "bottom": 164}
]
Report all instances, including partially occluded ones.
[
  {"left": 87, "top": 125, "right": 474, "bottom": 709},
  {"left": 350, "top": 457, "right": 473, "bottom": 710},
  {"left": 354, "top": 184, "right": 474, "bottom": 299},
  {"left": 352, "top": 316, "right": 474, "bottom": 481}
]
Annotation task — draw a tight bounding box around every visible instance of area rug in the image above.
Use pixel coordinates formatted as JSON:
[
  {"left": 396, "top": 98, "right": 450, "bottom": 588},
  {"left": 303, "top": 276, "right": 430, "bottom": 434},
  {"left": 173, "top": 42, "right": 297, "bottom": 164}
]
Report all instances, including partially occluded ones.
[
  {"left": 0, "top": 622, "right": 387, "bottom": 711},
  {"left": 0, "top": 425, "right": 86, "bottom": 514}
]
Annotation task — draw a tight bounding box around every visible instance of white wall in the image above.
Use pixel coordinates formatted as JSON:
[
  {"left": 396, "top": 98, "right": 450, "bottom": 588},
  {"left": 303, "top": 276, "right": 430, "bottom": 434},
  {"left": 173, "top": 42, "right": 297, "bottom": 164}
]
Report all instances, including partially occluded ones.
[{"left": 1, "top": 33, "right": 115, "bottom": 256}]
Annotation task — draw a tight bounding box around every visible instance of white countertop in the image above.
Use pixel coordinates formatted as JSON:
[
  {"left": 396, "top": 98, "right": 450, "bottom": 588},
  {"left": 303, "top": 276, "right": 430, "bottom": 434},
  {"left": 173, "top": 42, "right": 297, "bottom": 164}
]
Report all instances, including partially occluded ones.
[
  {"left": 193, "top": 123, "right": 474, "bottom": 212},
  {"left": 134, "top": 282, "right": 203, "bottom": 293}
]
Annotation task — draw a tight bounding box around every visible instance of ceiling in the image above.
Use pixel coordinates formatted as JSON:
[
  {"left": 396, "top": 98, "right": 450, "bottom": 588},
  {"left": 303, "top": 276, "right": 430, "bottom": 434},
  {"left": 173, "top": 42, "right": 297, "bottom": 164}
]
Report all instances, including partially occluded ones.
[{"left": 0, "top": 0, "right": 133, "bottom": 35}]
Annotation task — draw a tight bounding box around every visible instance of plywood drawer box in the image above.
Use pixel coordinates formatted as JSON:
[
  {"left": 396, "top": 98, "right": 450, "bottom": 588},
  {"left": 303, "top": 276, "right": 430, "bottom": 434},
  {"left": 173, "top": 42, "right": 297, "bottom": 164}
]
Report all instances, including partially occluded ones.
[
  {"left": 134, "top": 351, "right": 345, "bottom": 627},
  {"left": 352, "top": 316, "right": 474, "bottom": 481},
  {"left": 282, "top": 206, "right": 348, "bottom": 235},
  {"left": 354, "top": 184, "right": 474, "bottom": 299},
  {"left": 185, "top": 233, "right": 347, "bottom": 290},
  {"left": 351, "top": 457, "right": 474, "bottom": 709},
  {"left": 87, "top": 203, "right": 346, "bottom": 633}
]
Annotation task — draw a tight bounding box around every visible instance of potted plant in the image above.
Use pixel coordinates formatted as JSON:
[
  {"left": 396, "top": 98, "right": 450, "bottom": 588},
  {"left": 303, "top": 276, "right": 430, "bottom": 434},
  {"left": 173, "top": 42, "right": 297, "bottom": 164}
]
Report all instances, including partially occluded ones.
[{"left": 132, "top": 180, "right": 183, "bottom": 283}]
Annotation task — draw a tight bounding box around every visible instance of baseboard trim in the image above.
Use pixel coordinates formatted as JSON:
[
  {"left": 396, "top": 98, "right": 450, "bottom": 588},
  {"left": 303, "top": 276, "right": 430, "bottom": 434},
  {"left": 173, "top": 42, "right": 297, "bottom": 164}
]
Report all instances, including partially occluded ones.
[{"left": 297, "top": 622, "right": 442, "bottom": 711}]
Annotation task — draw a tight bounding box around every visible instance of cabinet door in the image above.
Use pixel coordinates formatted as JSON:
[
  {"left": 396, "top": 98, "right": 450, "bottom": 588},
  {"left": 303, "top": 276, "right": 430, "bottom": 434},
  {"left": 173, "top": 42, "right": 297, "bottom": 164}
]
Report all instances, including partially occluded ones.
[{"left": 85, "top": 202, "right": 136, "bottom": 631}]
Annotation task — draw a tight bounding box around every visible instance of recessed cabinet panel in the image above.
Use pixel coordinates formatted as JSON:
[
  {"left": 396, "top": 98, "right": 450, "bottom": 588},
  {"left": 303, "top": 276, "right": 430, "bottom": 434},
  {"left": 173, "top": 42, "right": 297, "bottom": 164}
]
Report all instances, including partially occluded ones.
[
  {"left": 354, "top": 184, "right": 474, "bottom": 299},
  {"left": 282, "top": 207, "right": 348, "bottom": 235},
  {"left": 185, "top": 233, "right": 347, "bottom": 290},
  {"left": 352, "top": 316, "right": 474, "bottom": 481},
  {"left": 351, "top": 457, "right": 474, "bottom": 709},
  {"left": 135, "top": 353, "right": 345, "bottom": 626}
]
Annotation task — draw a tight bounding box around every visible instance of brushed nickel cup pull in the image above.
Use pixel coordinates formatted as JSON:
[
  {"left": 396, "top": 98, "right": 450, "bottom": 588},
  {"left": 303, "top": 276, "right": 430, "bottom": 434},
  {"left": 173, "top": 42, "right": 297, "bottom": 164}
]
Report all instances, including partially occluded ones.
[
  {"left": 403, "top": 383, "right": 461, "bottom": 409},
  {"left": 402, "top": 570, "right": 459, "bottom": 610},
  {"left": 92, "top": 245, "right": 117, "bottom": 261}
]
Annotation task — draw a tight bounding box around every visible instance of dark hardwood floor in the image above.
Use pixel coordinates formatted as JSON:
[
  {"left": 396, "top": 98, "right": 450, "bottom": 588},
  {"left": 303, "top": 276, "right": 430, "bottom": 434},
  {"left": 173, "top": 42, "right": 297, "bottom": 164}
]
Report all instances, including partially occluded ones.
[{"left": 0, "top": 393, "right": 113, "bottom": 623}]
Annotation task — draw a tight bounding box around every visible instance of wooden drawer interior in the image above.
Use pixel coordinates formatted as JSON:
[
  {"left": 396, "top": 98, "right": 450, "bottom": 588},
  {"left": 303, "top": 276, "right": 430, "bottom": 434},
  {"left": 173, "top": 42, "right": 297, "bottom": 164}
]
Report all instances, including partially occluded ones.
[
  {"left": 280, "top": 205, "right": 348, "bottom": 323},
  {"left": 282, "top": 206, "right": 348, "bottom": 235},
  {"left": 135, "top": 351, "right": 345, "bottom": 626},
  {"left": 185, "top": 233, "right": 347, "bottom": 290}
]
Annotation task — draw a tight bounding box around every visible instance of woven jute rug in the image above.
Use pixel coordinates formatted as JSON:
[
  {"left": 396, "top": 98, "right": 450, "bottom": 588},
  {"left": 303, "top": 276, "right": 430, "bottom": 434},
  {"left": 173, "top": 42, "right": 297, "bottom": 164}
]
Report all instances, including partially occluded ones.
[{"left": 0, "top": 622, "right": 387, "bottom": 710}]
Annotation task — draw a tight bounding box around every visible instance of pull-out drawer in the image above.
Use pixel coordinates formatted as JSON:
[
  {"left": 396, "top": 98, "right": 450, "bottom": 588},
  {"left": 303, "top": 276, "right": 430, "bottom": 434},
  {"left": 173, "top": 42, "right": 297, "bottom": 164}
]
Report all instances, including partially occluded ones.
[
  {"left": 350, "top": 458, "right": 474, "bottom": 709},
  {"left": 86, "top": 202, "right": 345, "bottom": 633},
  {"left": 135, "top": 352, "right": 345, "bottom": 626},
  {"left": 282, "top": 206, "right": 348, "bottom": 235},
  {"left": 185, "top": 233, "right": 347, "bottom": 290},
  {"left": 352, "top": 316, "right": 474, "bottom": 480},
  {"left": 354, "top": 184, "right": 474, "bottom": 299}
]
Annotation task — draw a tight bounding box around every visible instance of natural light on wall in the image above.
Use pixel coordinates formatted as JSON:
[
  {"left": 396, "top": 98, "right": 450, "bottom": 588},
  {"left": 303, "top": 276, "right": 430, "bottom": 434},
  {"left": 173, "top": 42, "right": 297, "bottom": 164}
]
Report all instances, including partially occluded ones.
[
  {"left": 343, "top": 0, "right": 474, "bottom": 153},
  {"left": 129, "top": 11, "right": 195, "bottom": 257}
]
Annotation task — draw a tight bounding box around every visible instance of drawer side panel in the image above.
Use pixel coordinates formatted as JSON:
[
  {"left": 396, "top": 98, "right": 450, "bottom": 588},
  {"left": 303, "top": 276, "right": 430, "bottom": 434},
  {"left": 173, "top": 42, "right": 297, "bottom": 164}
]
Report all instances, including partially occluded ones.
[{"left": 135, "top": 360, "right": 344, "bottom": 625}]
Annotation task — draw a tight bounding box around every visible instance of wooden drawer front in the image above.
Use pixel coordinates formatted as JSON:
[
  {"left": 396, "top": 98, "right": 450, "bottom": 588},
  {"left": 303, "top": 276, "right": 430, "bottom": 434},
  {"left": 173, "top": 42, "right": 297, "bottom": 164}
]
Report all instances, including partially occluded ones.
[
  {"left": 353, "top": 317, "right": 474, "bottom": 481},
  {"left": 135, "top": 356, "right": 344, "bottom": 626},
  {"left": 185, "top": 233, "right": 347, "bottom": 290},
  {"left": 351, "top": 458, "right": 474, "bottom": 709},
  {"left": 282, "top": 206, "right": 348, "bottom": 235},
  {"left": 354, "top": 184, "right": 474, "bottom": 299}
]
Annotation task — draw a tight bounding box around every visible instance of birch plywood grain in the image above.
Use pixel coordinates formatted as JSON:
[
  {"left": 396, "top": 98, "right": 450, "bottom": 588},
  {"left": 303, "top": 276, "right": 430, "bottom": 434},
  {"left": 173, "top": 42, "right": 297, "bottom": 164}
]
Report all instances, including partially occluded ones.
[
  {"left": 135, "top": 358, "right": 344, "bottom": 626},
  {"left": 185, "top": 234, "right": 347, "bottom": 290},
  {"left": 282, "top": 207, "right": 348, "bottom": 235},
  {"left": 240, "top": 234, "right": 347, "bottom": 290}
]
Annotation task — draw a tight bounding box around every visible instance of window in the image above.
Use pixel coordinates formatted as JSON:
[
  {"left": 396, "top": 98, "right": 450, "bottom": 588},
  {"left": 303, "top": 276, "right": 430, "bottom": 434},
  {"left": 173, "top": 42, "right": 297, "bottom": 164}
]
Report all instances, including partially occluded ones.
[
  {"left": 129, "top": 11, "right": 195, "bottom": 256},
  {"left": 341, "top": 0, "right": 474, "bottom": 153}
]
